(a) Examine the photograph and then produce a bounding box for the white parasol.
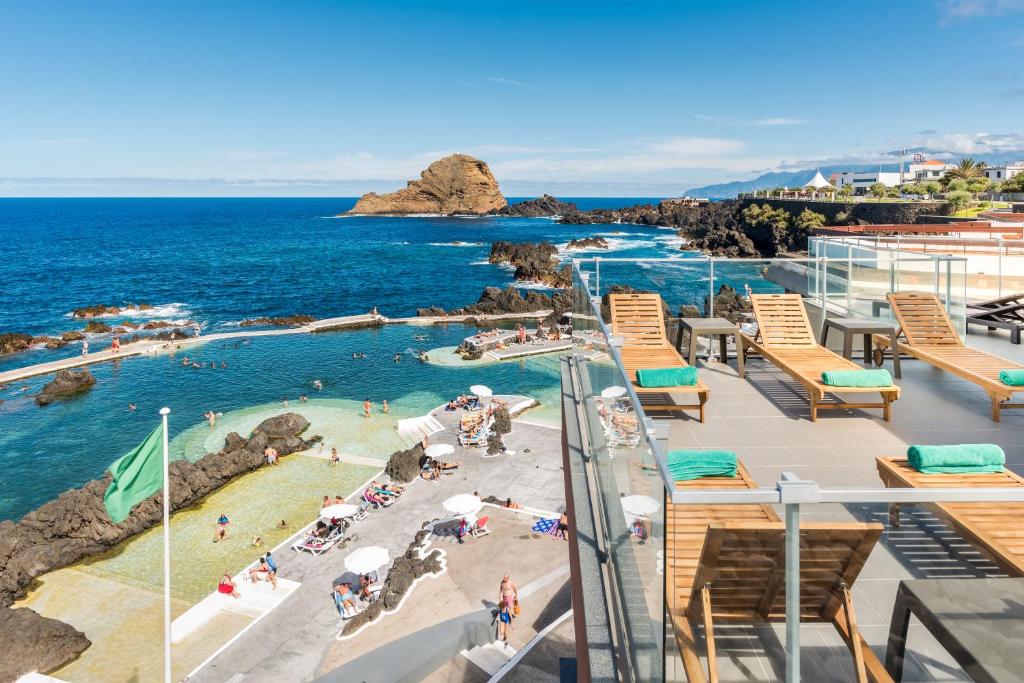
[469,384,493,398]
[425,443,455,458]
[344,546,390,574]
[620,494,660,517]
[600,386,627,399]
[320,503,359,520]
[443,493,482,516]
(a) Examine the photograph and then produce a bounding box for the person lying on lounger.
[333,583,357,616]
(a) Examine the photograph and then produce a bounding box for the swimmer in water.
[313,379,323,391]
[128,403,137,412]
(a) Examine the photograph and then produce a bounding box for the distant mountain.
[685,151,1024,199]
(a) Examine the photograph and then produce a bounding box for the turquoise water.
[0,324,563,520]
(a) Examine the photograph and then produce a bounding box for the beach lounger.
[668,463,889,682]
[608,293,710,422]
[967,292,1024,344]
[472,515,491,538]
[739,294,900,421]
[293,526,344,556]
[876,457,1024,575]
[876,292,1024,422]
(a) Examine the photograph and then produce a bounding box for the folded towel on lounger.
[820,369,893,387]
[907,444,1005,474]
[635,366,698,388]
[999,369,1024,386]
[666,449,737,481]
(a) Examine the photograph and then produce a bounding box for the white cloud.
[941,0,1024,18]
[750,117,807,126]
[916,131,1024,154]
[216,150,291,161]
[485,76,531,88]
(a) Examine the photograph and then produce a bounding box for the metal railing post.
[819,257,828,336]
[777,473,819,683]
[708,257,715,318]
[846,244,853,315]
[998,240,1004,298]
[594,257,601,300]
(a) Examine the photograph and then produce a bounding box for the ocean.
[0,197,773,520]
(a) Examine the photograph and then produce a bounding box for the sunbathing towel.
[907,444,1005,474]
[666,449,737,481]
[635,366,698,388]
[820,368,893,388]
[532,518,557,534]
[1000,369,1024,386]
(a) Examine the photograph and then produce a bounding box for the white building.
[908,159,952,183]
[985,162,1024,183]
[832,171,903,192]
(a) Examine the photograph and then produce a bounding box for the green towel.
[1000,369,1024,386]
[666,449,737,481]
[636,366,698,388]
[907,444,1005,474]
[820,368,893,387]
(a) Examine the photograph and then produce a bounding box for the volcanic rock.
[348,154,507,215]
[238,315,315,327]
[60,331,86,342]
[72,304,152,319]
[82,321,111,334]
[488,241,570,287]
[0,333,34,355]
[0,607,90,681]
[35,369,96,406]
[494,194,578,217]
[566,236,608,249]
[385,444,427,484]
[492,405,512,435]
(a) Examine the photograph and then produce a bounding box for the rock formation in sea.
[35,369,96,406]
[238,315,316,327]
[0,412,317,680]
[419,285,571,321]
[488,241,571,288]
[0,332,34,355]
[493,194,578,217]
[82,321,112,334]
[72,303,154,319]
[0,608,90,681]
[566,236,608,250]
[347,154,507,215]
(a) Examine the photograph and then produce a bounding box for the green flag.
[103,423,165,523]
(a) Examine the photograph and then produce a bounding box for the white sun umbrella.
[600,386,627,399]
[469,384,493,398]
[620,494,660,517]
[443,493,482,516]
[344,546,390,574]
[320,503,359,520]
[425,443,455,458]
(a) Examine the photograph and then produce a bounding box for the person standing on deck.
[363,398,372,418]
[382,400,389,415]
[82,339,89,355]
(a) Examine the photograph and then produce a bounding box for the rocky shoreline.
[0,413,319,681]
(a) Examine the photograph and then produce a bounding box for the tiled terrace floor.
[661,330,1024,682]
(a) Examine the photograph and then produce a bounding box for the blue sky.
[1,0,1023,196]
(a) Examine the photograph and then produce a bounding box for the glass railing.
[562,258,1024,683]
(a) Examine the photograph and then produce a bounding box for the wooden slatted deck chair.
[667,465,890,682]
[608,293,710,422]
[876,457,1024,576]
[738,294,901,421]
[967,292,1024,345]
[877,292,1024,422]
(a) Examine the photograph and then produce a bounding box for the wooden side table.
[821,317,902,378]
[674,317,743,374]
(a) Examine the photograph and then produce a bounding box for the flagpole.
[160,406,172,683]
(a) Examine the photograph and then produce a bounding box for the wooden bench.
[609,293,710,422]
[739,294,901,421]
[667,464,890,682]
[875,292,1024,422]
[876,457,1024,576]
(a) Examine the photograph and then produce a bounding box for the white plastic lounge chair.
[292,526,344,556]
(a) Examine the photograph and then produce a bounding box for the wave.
[427,241,486,247]
[557,237,657,254]
[65,302,192,320]
[512,281,556,290]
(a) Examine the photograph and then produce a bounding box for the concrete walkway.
[186,409,567,683]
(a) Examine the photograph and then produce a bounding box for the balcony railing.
[561,258,1024,683]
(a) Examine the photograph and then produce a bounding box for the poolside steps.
[171,576,300,643]
[396,414,444,446]
[483,340,573,361]
[460,640,517,676]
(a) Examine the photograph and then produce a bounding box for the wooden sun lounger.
[608,293,709,422]
[876,292,1024,422]
[967,292,1024,345]
[668,464,890,682]
[739,294,900,421]
[876,457,1024,576]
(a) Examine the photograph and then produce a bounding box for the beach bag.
[514,599,521,616]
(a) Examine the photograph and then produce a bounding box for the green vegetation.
[944,157,988,183]
[795,208,827,230]
[946,190,972,216]
[742,203,792,231]
[923,180,942,195]
[1002,174,1024,193]
[869,182,887,200]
